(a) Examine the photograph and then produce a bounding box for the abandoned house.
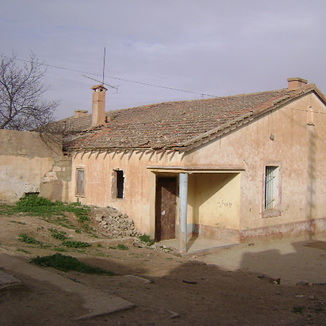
[1,77,326,250]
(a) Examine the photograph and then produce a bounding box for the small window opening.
[115,170,124,199]
[76,169,85,196]
[307,106,315,126]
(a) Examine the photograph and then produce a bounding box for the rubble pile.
[93,207,142,239]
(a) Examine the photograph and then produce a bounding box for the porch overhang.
[149,166,244,254]
[147,166,245,174]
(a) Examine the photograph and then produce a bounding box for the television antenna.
[83,47,119,92]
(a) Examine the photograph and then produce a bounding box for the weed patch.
[11,194,91,222]
[0,204,16,215]
[292,306,304,314]
[17,248,31,254]
[62,240,91,248]
[139,234,155,246]
[9,220,26,225]
[18,233,42,245]
[31,253,115,275]
[110,244,128,250]
[54,247,67,252]
[49,228,69,240]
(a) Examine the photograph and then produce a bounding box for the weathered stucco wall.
[0,130,69,203]
[185,93,326,239]
[70,150,183,233]
[68,92,326,241]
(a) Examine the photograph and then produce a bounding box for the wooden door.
[155,177,177,241]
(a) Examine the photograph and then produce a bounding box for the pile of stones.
[93,206,142,239]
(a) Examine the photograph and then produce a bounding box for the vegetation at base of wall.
[139,234,155,246]
[31,253,115,275]
[62,240,91,248]
[16,194,55,211]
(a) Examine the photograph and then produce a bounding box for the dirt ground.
[0,212,326,326]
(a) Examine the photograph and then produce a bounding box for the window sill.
[262,209,281,218]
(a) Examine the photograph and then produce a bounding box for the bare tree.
[0,54,59,130]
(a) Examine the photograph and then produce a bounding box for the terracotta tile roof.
[60,83,322,152]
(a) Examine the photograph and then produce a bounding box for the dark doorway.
[155,176,177,241]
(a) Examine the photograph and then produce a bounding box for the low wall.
[0,130,69,203]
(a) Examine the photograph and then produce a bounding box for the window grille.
[265,166,278,209]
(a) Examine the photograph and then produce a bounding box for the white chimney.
[91,84,107,127]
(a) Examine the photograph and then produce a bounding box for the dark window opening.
[116,170,124,199]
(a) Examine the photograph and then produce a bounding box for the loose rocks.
[92,207,142,239]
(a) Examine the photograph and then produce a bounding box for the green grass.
[62,240,91,248]
[31,253,115,275]
[1,195,96,235]
[5,194,91,222]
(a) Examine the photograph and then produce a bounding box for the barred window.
[264,166,279,210]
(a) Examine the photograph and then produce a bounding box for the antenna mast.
[102,47,106,85]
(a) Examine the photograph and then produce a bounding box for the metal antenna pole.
[102,47,106,85]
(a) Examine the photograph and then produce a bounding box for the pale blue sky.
[1,0,326,119]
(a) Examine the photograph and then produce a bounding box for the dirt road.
[0,212,325,325]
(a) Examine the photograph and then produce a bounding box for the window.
[76,169,85,196]
[264,166,279,210]
[113,169,124,198]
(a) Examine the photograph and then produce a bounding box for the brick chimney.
[91,84,107,127]
[74,110,88,118]
[287,77,308,90]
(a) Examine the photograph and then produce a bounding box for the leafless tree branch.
[0,53,59,130]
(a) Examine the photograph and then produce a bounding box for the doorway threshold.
[158,237,239,256]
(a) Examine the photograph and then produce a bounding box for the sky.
[1,0,326,120]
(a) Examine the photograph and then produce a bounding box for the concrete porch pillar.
[179,172,188,253]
